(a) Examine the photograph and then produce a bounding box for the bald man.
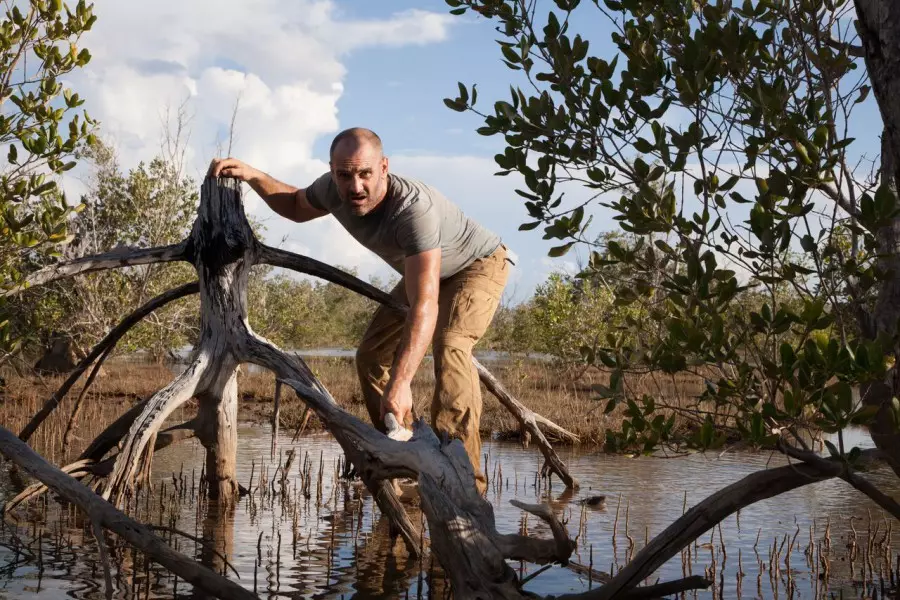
[209,128,510,493]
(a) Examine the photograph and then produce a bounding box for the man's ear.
[382,155,389,175]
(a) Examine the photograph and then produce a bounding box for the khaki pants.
[355,244,510,493]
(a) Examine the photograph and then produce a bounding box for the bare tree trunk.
[196,371,239,502]
[854,0,900,476]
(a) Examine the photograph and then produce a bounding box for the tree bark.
[854,0,900,478]
[196,371,240,503]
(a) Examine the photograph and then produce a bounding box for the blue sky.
[61,0,884,304]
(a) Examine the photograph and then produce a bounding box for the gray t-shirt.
[305,172,501,280]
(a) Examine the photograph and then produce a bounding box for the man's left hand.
[381,379,413,427]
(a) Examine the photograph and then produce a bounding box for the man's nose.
[349,178,364,193]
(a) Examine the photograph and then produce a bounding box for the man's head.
[329,127,389,216]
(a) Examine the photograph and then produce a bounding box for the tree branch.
[18,281,199,442]
[820,182,864,222]
[261,243,580,487]
[0,426,257,600]
[280,375,576,597]
[4,421,197,512]
[586,448,884,599]
[3,243,188,296]
[102,356,207,506]
[778,440,900,520]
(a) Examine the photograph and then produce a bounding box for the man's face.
[330,142,389,216]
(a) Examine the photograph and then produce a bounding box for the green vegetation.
[0,0,97,360]
[441,0,900,466]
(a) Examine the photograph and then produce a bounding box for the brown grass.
[0,357,707,462]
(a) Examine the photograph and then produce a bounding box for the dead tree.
[5,177,891,598]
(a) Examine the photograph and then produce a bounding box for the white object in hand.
[384,413,413,441]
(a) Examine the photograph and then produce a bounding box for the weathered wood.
[3,243,187,297]
[18,281,199,442]
[473,358,579,488]
[585,448,884,600]
[195,371,240,503]
[261,242,580,489]
[280,376,575,599]
[243,337,422,555]
[102,358,206,505]
[6,422,199,512]
[0,426,258,600]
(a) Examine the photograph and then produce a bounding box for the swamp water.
[1,424,899,599]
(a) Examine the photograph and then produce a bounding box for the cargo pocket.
[444,286,501,342]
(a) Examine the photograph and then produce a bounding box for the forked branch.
[102,357,207,505]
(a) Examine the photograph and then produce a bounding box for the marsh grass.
[0,356,708,462]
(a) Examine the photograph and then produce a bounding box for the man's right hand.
[208,158,259,182]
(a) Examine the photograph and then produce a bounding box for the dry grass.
[0,357,707,461]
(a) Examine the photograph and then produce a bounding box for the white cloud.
[61,0,456,280]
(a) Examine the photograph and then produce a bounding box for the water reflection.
[1,423,899,599]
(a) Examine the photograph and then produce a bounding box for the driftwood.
[0,426,256,600]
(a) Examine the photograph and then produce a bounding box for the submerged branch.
[0,426,257,600]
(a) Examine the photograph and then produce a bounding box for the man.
[209,127,510,493]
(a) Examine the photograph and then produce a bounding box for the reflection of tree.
[194,500,236,599]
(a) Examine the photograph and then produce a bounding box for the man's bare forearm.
[247,170,300,221]
[390,300,438,385]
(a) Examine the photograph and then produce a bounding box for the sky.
[56,0,884,303]
[55,0,602,304]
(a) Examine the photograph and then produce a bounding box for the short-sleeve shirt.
[305,172,501,280]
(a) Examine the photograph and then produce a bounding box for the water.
[1,423,898,599]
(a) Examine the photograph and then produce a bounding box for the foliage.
[444,0,891,457]
[0,0,97,357]
[248,267,386,350]
[12,139,199,361]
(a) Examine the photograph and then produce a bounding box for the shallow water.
[1,423,898,599]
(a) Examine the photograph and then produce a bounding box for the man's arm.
[209,157,327,223]
[381,248,441,423]
[246,173,327,223]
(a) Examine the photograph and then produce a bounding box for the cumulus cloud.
[62,0,455,280]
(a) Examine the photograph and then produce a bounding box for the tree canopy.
[442,0,900,478]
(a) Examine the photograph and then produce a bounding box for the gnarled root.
[280,376,575,598]
[5,421,197,513]
[102,361,205,506]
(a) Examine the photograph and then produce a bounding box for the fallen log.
[0,426,257,600]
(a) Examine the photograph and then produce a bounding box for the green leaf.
[548,242,575,257]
